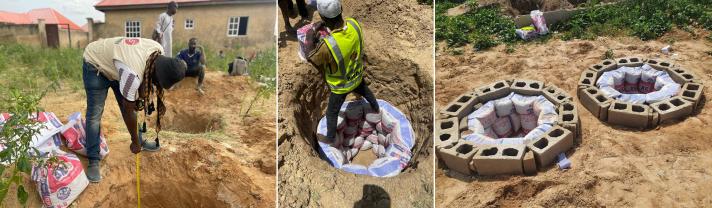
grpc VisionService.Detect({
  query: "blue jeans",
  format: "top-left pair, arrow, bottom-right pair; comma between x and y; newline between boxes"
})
82,60 -> 122,161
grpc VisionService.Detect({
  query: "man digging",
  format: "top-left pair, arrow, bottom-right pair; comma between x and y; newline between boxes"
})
82,37 -> 187,182
176,38 -> 207,94
306,0 -> 379,143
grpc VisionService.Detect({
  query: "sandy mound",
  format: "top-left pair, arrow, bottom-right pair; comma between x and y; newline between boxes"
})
3,71 -> 276,207
277,0 -> 434,207
435,29 -> 712,207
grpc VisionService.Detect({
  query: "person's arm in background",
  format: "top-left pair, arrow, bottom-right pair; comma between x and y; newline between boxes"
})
153,14 -> 166,42
199,46 -> 206,66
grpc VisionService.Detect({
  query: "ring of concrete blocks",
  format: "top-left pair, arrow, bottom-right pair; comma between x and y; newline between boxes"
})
577,57 -> 704,129
435,79 -> 581,176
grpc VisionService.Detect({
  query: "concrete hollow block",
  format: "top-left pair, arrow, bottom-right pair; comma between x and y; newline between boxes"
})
441,140 -> 479,175
522,150 -> 537,175
617,57 -> 645,67
435,117 -> 459,135
607,101 -> 651,128
477,80 -> 511,101
578,69 -> 597,89
435,127 -> 459,162
543,85 -> 573,107
579,86 -> 611,121
526,126 -> 573,169
645,59 -> 674,71
648,111 -> 660,129
440,93 -> 478,120
511,79 -> 545,96
667,67 -> 700,84
680,82 -> 704,109
472,144 -> 526,175
588,59 -> 617,75
650,96 -> 694,123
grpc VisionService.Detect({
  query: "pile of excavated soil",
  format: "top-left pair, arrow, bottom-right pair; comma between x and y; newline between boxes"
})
277,0 -> 434,207
435,29 -> 712,207
3,71 -> 276,207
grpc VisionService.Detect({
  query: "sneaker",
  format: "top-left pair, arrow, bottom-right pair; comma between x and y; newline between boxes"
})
86,160 -> 101,183
141,139 -> 161,152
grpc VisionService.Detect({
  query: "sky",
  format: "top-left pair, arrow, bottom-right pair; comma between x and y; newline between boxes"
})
4,0 -> 105,26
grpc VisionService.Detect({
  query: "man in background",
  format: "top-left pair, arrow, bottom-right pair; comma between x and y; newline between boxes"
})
153,1 -> 177,57
176,38 -> 207,94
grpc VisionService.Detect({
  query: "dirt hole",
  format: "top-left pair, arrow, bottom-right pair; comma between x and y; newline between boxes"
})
658,103 -> 671,111
447,104 -> 462,112
94,142 -> 266,207
614,103 -> 627,110
159,108 -> 223,134
687,84 -> 699,90
291,57 -> 432,171
632,105 -> 645,113
457,95 -> 472,103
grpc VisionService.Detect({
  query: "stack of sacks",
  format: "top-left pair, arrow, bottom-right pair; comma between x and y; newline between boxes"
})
466,92 -> 557,144
596,64 -> 680,104
332,103 -> 398,162
317,99 -> 415,177
0,112 -> 90,207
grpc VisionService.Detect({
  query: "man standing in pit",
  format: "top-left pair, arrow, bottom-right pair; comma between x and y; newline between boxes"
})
176,38 -> 207,94
82,37 -> 187,182
306,0 -> 379,143
153,1 -> 177,57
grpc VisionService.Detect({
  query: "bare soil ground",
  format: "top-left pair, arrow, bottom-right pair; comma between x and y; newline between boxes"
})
435,29 -> 712,207
277,0 -> 434,207
3,71 -> 276,207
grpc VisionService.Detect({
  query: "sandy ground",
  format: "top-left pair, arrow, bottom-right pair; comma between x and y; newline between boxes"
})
3,71 -> 276,207
277,0 -> 434,207
435,29 -> 712,207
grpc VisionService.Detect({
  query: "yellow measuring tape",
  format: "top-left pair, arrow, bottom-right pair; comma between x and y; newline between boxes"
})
136,152 -> 141,208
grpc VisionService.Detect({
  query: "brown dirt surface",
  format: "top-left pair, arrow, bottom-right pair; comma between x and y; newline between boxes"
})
3,71 -> 276,207
277,0 -> 434,207
435,29 -> 712,207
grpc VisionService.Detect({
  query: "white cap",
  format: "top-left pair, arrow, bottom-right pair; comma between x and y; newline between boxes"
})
317,0 -> 341,19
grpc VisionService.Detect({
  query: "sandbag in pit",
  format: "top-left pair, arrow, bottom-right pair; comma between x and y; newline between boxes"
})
316,99 -> 415,177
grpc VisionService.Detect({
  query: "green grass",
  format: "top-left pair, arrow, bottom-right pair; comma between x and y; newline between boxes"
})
0,43 -> 82,99
436,0 -> 712,52
436,0 -> 519,50
554,0 -> 712,40
248,47 -> 276,90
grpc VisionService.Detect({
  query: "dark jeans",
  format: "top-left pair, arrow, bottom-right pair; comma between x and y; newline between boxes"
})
326,81 -> 379,140
185,64 -> 205,85
82,60 -> 124,161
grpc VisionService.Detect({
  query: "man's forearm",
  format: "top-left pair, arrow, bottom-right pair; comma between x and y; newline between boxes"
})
120,100 -> 140,145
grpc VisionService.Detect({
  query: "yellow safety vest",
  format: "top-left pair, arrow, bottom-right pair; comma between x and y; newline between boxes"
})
324,18 -> 364,94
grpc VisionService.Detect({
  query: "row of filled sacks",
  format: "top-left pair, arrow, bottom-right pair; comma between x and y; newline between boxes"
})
596,64 -> 681,104
467,93 -> 558,140
317,99 -> 415,177
0,112 -> 109,207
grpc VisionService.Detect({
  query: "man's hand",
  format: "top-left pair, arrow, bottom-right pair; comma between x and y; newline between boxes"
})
130,141 -> 142,154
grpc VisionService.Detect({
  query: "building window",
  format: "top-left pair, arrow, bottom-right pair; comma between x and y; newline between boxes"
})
125,20 -> 141,37
185,18 -> 194,30
227,16 -> 249,37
